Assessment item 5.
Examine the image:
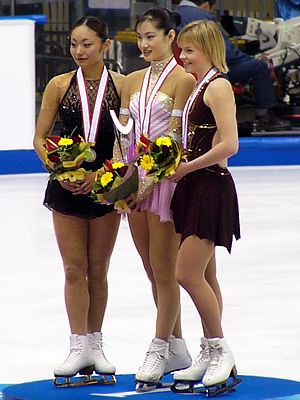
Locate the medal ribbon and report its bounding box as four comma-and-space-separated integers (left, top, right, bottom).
77, 65, 108, 143
182, 67, 219, 149
138, 57, 177, 136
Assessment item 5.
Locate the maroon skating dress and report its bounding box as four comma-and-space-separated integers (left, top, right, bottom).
171, 76, 240, 253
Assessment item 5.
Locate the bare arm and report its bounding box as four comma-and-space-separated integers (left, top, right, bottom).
171, 78, 238, 181
33, 78, 60, 164
169, 72, 196, 139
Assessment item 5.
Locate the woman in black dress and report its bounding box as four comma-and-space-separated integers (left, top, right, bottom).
169, 20, 241, 393
33, 16, 124, 384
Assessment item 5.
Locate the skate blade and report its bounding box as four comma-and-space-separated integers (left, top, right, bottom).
135, 381, 173, 393
171, 380, 203, 394
53, 375, 100, 388
201, 372, 242, 398
99, 374, 117, 385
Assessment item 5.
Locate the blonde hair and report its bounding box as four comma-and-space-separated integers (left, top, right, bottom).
177, 19, 228, 73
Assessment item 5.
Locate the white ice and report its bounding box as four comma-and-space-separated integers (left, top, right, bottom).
0, 166, 299, 384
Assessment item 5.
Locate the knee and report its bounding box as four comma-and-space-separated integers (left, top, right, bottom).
88, 262, 109, 284
153, 268, 176, 287
252, 59, 270, 77
64, 264, 87, 285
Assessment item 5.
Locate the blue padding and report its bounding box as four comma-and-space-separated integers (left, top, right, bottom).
0, 137, 300, 175
2, 374, 300, 400
0, 15, 47, 24
0, 150, 45, 174
229, 136, 300, 166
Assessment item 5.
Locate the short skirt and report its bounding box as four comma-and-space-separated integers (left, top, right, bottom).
170, 165, 240, 253
43, 179, 114, 220
137, 167, 176, 223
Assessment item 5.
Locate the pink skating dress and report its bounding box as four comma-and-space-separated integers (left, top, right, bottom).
129, 90, 176, 223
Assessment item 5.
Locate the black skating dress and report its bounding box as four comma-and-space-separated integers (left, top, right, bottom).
171, 76, 240, 253
43, 71, 120, 219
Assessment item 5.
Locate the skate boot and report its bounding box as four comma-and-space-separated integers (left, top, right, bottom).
201, 338, 242, 396
87, 332, 116, 384
171, 337, 210, 393
165, 335, 192, 375
135, 338, 169, 392
53, 334, 96, 387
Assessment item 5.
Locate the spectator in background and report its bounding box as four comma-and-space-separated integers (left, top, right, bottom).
175, 0, 290, 132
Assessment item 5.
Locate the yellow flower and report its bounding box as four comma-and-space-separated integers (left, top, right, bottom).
155, 137, 172, 147
100, 172, 114, 187
58, 138, 73, 146
112, 162, 125, 169
140, 154, 155, 171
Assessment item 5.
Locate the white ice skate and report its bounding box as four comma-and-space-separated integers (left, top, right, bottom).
87, 332, 116, 384
171, 337, 210, 393
53, 334, 96, 387
201, 338, 242, 396
135, 338, 169, 392
165, 335, 192, 375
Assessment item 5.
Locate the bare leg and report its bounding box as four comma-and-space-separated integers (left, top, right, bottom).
147, 212, 180, 341
87, 212, 120, 333
176, 236, 223, 338
52, 211, 89, 335
128, 211, 182, 339
202, 251, 223, 337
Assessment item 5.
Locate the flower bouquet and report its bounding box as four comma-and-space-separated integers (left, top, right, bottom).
44, 132, 96, 182
91, 160, 138, 211
136, 135, 182, 181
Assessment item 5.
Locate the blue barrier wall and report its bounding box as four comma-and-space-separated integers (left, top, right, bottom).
0, 137, 299, 175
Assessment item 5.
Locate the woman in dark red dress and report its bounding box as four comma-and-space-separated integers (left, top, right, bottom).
170, 20, 241, 394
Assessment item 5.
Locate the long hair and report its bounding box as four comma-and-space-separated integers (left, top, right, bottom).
177, 19, 228, 73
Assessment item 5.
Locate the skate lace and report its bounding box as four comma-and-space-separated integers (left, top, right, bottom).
91, 336, 109, 361
61, 339, 82, 365
140, 349, 166, 373
194, 344, 209, 366
206, 344, 223, 376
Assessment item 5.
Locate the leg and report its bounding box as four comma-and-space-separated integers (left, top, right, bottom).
87, 211, 120, 332
176, 236, 223, 338
128, 211, 182, 338
147, 212, 180, 341
52, 211, 89, 335
202, 251, 223, 337
52, 211, 94, 381
128, 212, 157, 304
228, 58, 277, 109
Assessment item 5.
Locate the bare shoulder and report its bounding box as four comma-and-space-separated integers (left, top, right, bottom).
123, 68, 147, 94
126, 68, 147, 83
173, 65, 196, 85
208, 76, 232, 95
51, 71, 75, 89
109, 70, 125, 85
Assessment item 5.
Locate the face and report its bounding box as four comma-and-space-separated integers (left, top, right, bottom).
136, 20, 174, 62
70, 25, 109, 68
179, 41, 211, 75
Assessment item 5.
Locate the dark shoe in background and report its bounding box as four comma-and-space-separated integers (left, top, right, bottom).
253, 110, 291, 132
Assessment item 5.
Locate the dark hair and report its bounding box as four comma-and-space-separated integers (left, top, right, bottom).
135, 8, 181, 35
194, 0, 216, 6
71, 16, 108, 41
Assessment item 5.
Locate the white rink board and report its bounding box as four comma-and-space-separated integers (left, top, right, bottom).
0, 20, 35, 150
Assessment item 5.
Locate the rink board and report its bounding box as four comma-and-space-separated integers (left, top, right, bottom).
1, 137, 300, 175
2, 374, 300, 400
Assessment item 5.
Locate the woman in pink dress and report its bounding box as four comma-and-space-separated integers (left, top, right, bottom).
118, 8, 195, 389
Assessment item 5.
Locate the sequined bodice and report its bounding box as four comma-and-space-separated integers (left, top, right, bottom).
187, 76, 221, 161
59, 72, 120, 169
129, 91, 174, 140
129, 57, 175, 140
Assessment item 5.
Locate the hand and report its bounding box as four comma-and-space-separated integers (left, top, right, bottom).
61, 172, 96, 195
168, 161, 191, 183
